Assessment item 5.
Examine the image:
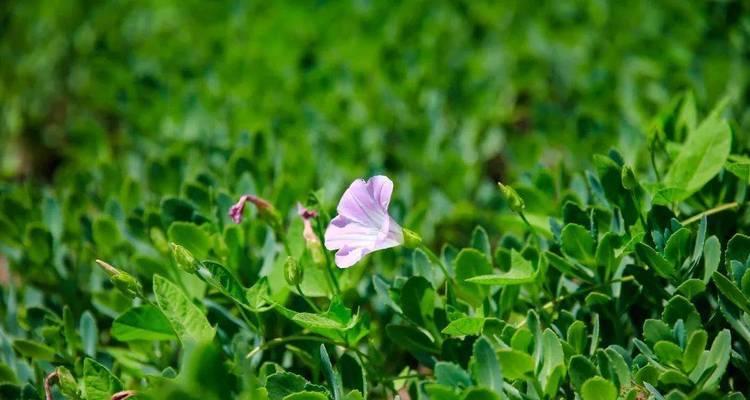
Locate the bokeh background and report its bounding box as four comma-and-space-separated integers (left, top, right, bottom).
2, 0, 749, 242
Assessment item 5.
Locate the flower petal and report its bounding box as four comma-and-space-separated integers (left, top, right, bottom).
336, 179, 387, 227
324, 215, 379, 250
334, 245, 369, 268
366, 175, 394, 210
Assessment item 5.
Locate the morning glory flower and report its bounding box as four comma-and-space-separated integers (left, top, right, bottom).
325, 175, 419, 268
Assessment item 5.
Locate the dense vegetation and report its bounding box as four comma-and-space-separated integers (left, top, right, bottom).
2, 1, 750, 399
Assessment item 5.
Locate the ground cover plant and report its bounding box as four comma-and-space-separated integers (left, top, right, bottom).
2, 1, 750, 399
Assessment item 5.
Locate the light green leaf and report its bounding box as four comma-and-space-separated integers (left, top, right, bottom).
662, 102, 731, 201
581, 376, 617, 400
466, 250, 535, 285
454, 249, 493, 306
12, 339, 55, 361
561, 224, 595, 266
82, 358, 122, 400
112, 305, 177, 341
470, 337, 503, 395
168, 221, 211, 259
441, 317, 485, 337
635, 243, 674, 278
153, 274, 215, 344
497, 349, 534, 380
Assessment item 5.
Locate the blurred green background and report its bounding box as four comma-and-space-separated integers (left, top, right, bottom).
2, 0, 749, 237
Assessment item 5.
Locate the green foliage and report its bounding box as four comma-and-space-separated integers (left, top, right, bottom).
2, 1, 750, 399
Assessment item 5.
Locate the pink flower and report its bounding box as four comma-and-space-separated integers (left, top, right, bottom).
324, 176, 404, 268
229, 195, 274, 224
297, 203, 319, 243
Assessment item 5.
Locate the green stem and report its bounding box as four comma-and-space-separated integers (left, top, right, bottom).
518, 211, 540, 239
245, 335, 369, 360
680, 202, 739, 226
296, 283, 321, 313
313, 218, 341, 295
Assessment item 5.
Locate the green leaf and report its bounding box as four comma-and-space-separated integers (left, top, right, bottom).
561, 223, 595, 266
454, 249, 493, 306
726, 154, 750, 183
664, 228, 691, 267
292, 313, 354, 330
80, 311, 97, 357
441, 317, 485, 337
689, 329, 731, 389
153, 274, 215, 344
568, 355, 597, 391
196, 260, 247, 306
675, 279, 706, 299
662, 296, 702, 333
0, 364, 16, 384
82, 358, 121, 400
580, 376, 617, 400
320, 345, 342, 400
662, 103, 731, 200
702, 236, 721, 283
496, 349, 534, 380
540, 329, 565, 397
12, 339, 55, 361
461, 388, 501, 400
712, 272, 750, 314
653, 340, 682, 364
168, 221, 211, 260
246, 277, 273, 312
466, 250, 535, 285
726, 234, 750, 268
470, 337, 503, 395
434, 362, 472, 388
636, 242, 674, 278
470, 226, 491, 260
567, 320, 587, 354
400, 276, 436, 329
683, 330, 707, 373
605, 347, 631, 391
111, 305, 177, 341
24, 223, 52, 264
92, 215, 121, 253
385, 325, 438, 354
265, 372, 308, 400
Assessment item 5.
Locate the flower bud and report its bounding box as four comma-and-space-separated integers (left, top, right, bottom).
498, 182, 525, 213
297, 203, 326, 267
621, 165, 638, 190
55, 367, 80, 398
284, 256, 304, 286
95, 259, 143, 299
402, 228, 422, 249
230, 194, 284, 235
170, 242, 199, 273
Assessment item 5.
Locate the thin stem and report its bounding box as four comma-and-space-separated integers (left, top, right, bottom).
680, 202, 739, 226
518, 211, 540, 240
313, 218, 341, 295
44, 371, 58, 400
246, 335, 369, 360
296, 284, 321, 313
